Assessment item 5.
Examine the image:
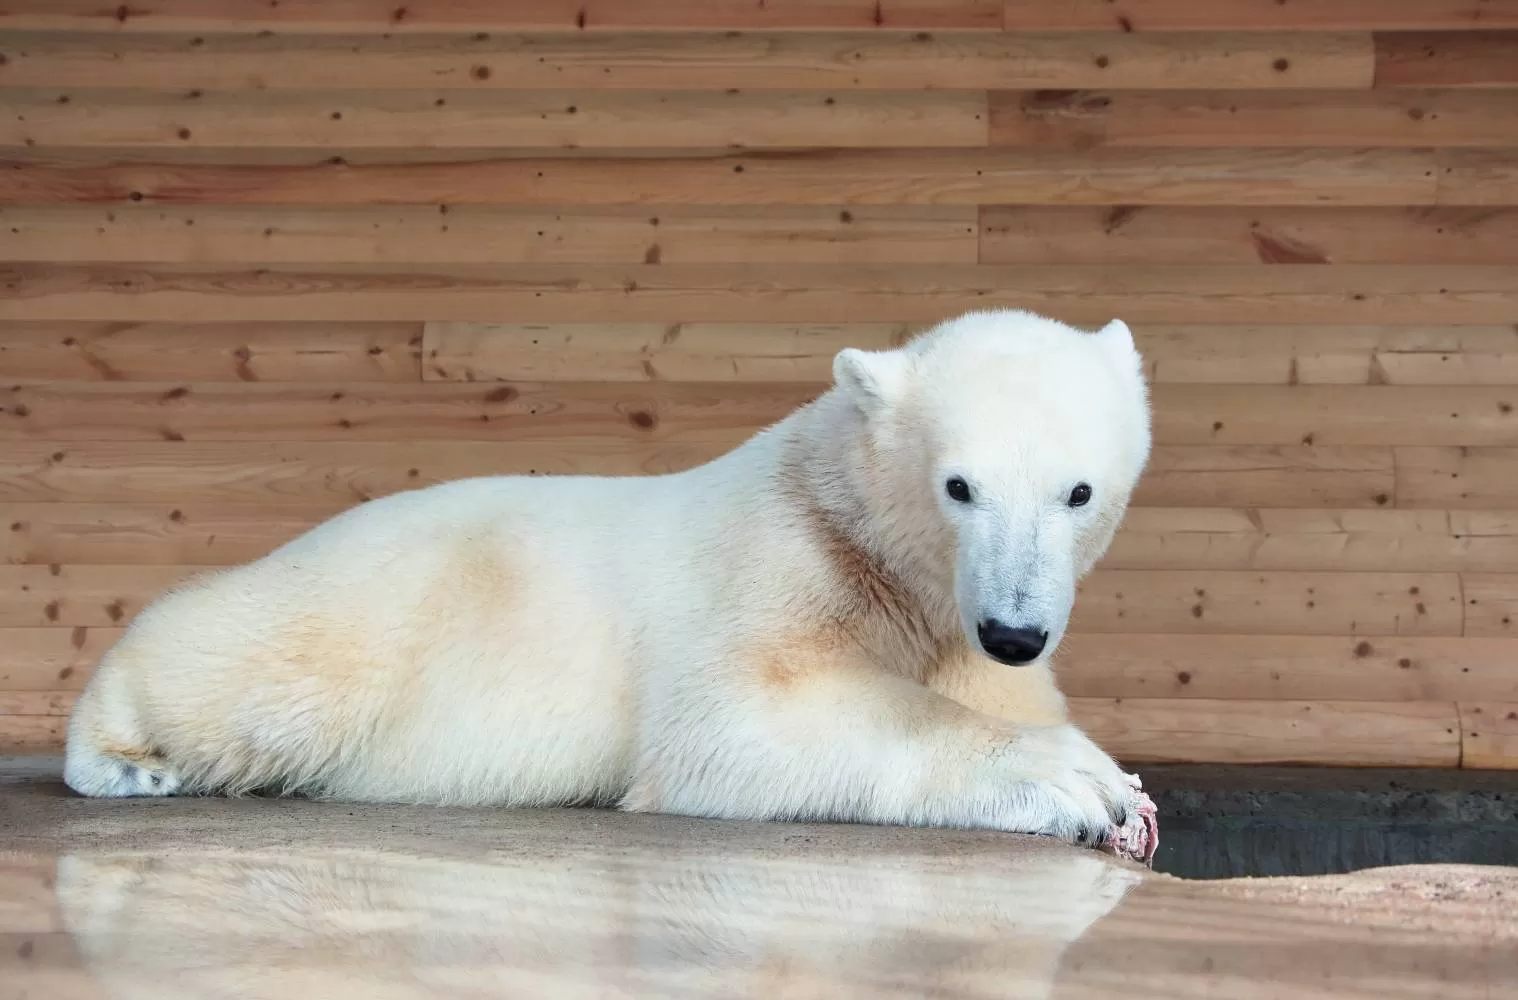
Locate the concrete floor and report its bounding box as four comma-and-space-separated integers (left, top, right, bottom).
2, 757, 1515, 1000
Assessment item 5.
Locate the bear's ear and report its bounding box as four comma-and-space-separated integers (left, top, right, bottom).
1095, 318, 1135, 353
833, 348, 905, 413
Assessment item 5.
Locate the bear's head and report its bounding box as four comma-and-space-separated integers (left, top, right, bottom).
831, 309, 1151, 667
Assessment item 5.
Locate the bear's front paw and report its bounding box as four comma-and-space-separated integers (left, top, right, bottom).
995, 724, 1134, 849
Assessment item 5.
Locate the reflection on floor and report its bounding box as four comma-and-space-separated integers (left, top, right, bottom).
2, 757, 1514, 999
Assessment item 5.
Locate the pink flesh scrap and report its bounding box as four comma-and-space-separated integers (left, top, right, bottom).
1102, 775, 1160, 867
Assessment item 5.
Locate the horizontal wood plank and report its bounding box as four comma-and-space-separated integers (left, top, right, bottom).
1462, 575, 1518, 637
1397, 447, 1518, 509
0, 205, 981, 265
6, 631, 1515, 705
1374, 31, 1518, 88
1460, 702, 1518, 769
0, 0, 1003, 31
427, 322, 1518, 385
1073, 569, 1463, 637
0, 441, 747, 504
1139, 446, 1394, 509
0, 564, 191, 627
1108, 508, 1518, 573
0, 148, 1447, 207
1071, 698, 1461, 768
1003, 1, 1518, 32
0, 691, 74, 715
0, 697, 1473, 764
1152, 385, 1518, 446
426, 321, 913, 383
19, 204, 1518, 267
3, 382, 1511, 447
6, 264, 1518, 324
979, 206, 1518, 265
0, 89, 989, 149
0, 562, 1464, 636
0, 715, 66, 751
990, 89, 1518, 149
0, 626, 119, 689
11, 503, 1518, 574
1140, 325, 1518, 385
0, 503, 330, 566
0, 322, 423, 382
0, 30, 1376, 90
1059, 633, 1518, 702
0, 381, 822, 443
0, 442, 1397, 508
1436, 150, 1518, 205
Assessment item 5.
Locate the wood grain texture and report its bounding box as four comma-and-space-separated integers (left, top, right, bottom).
1059, 634, 1518, 702
0, 381, 823, 443
0, 700, 1469, 761
0, 715, 66, 751
0, 627, 119, 689
0, 9, 1510, 770
1073, 569, 1463, 637
426, 322, 1518, 385
1003, 1, 1518, 32
0, 148, 1446, 207
11, 630, 1517, 705
1462, 575, 1518, 637
6, 264, 1518, 325
11, 503, 1516, 574
1137, 446, 1395, 509
1139, 325, 1518, 385
989, 89, 1518, 149
1397, 447, 1518, 509
0, 442, 1397, 508
3, 382, 1512, 447
1374, 31, 1518, 87
0, 89, 990, 149
0, 503, 330, 566
424, 322, 915, 383
1070, 698, 1461, 768
0, 441, 744, 504
0, 0, 1003, 31
0, 691, 75, 715
0, 30, 1377, 90
0, 205, 981, 265
979, 206, 1518, 265
1459, 702, 1518, 768
1150, 385, 1518, 446
0, 322, 423, 382
1436, 150, 1518, 205
0, 564, 190, 627
1107, 508, 1518, 573
0, 562, 1462, 636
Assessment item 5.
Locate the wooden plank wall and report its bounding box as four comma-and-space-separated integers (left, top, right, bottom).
1, 1, 1516, 768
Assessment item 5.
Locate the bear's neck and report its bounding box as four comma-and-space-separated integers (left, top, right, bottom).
767, 392, 964, 673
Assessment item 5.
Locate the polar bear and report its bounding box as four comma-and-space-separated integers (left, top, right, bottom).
64, 309, 1152, 848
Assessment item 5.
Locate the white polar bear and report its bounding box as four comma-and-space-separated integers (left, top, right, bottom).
64, 309, 1152, 848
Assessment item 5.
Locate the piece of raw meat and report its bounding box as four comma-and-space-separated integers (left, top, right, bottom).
1102, 772, 1159, 866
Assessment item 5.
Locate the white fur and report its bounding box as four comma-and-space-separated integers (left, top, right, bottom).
64, 310, 1152, 847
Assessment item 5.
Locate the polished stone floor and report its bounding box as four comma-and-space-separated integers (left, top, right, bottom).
1, 757, 1514, 1000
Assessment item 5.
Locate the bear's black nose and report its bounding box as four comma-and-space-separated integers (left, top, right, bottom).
977, 621, 1048, 666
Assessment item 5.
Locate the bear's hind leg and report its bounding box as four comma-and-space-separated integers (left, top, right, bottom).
64, 745, 183, 798
63, 666, 183, 799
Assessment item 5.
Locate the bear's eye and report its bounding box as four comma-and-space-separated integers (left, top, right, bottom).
945, 477, 973, 504
1068, 483, 1093, 507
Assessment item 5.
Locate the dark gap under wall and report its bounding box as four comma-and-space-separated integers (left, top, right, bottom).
1141, 766, 1518, 879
